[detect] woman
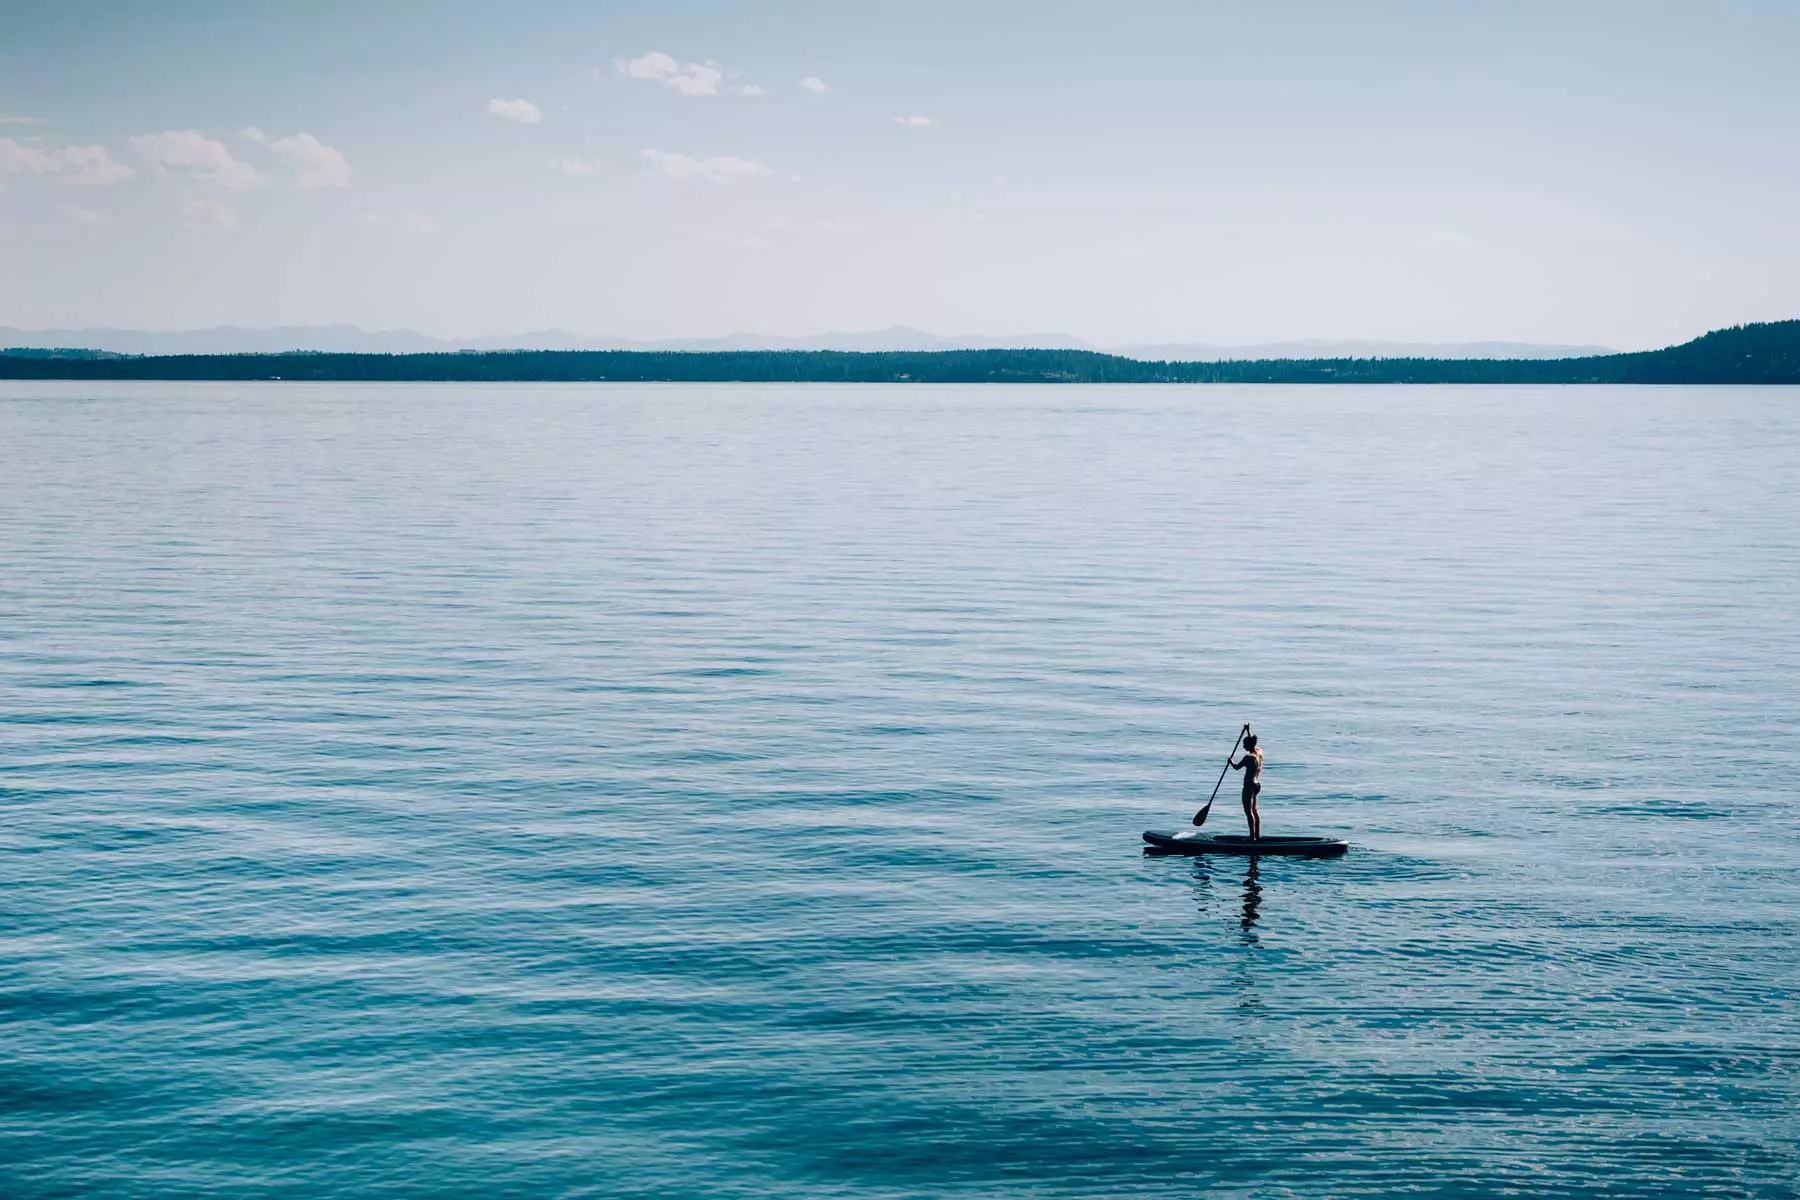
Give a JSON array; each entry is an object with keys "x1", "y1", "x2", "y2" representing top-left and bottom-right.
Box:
[{"x1": 1229, "y1": 732, "x2": 1264, "y2": 840}]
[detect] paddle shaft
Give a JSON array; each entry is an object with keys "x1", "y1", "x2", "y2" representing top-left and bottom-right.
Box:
[{"x1": 1194, "y1": 724, "x2": 1249, "y2": 826}]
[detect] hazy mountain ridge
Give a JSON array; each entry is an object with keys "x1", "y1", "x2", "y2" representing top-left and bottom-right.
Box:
[
  {"x1": 1111, "y1": 339, "x2": 1616, "y2": 361},
  {"x1": 0, "y1": 325, "x2": 1613, "y2": 360},
  {"x1": 0, "y1": 324, "x2": 1087, "y2": 356}
]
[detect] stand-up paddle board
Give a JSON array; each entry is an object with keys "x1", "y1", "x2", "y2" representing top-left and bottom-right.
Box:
[{"x1": 1143, "y1": 830, "x2": 1348, "y2": 857}]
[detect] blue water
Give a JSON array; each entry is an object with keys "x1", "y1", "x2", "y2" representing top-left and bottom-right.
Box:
[{"x1": 2, "y1": 381, "x2": 1797, "y2": 1199}]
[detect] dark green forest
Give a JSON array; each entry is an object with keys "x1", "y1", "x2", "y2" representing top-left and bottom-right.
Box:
[{"x1": 3, "y1": 320, "x2": 1797, "y2": 385}]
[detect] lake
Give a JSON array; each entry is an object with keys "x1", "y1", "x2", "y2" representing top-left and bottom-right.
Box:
[{"x1": 2, "y1": 381, "x2": 1796, "y2": 1198}]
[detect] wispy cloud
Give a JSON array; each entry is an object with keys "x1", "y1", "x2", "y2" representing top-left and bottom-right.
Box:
[
  {"x1": 132, "y1": 130, "x2": 260, "y2": 188},
  {"x1": 487, "y1": 98, "x2": 542, "y2": 124},
  {"x1": 182, "y1": 197, "x2": 237, "y2": 229},
  {"x1": 0, "y1": 115, "x2": 47, "y2": 125},
  {"x1": 61, "y1": 144, "x2": 135, "y2": 185},
  {"x1": 62, "y1": 204, "x2": 110, "y2": 225},
  {"x1": 799, "y1": 77, "x2": 829, "y2": 94},
  {"x1": 0, "y1": 138, "x2": 57, "y2": 176},
  {"x1": 618, "y1": 51, "x2": 724, "y2": 97},
  {"x1": 893, "y1": 115, "x2": 933, "y2": 127},
  {"x1": 0, "y1": 137, "x2": 135, "y2": 185},
  {"x1": 739, "y1": 84, "x2": 770, "y2": 97},
  {"x1": 640, "y1": 149, "x2": 772, "y2": 184},
  {"x1": 554, "y1": 156, "x2": 607, "y2": 177},
  {"x1": 270, "y1": 132, "x2": 351, "y2": 188},
  {"x1": 238, "y1": 126, "x2": 268, "y2": 144}
]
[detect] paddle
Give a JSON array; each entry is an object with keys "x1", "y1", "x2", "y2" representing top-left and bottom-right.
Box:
[{"x1": 1193, "y1": 723, "x2": 1250, "y2": 827}]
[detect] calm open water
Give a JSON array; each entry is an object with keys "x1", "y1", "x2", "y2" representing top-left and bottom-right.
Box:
[{"x1": 2, "y1": 381, "x2": 1797, "y2": 1199}]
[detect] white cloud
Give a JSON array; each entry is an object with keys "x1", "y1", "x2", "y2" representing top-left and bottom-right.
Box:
[
  {"x1": 0, "y1": 137, "x2": 135, "y2": 185},
  {"x1": 894, "y1": 115, "x2": 933, "y2": 127},
  {"x1": 0, "y1": 138, "x2": 57, "y2": 175},
  {"x1": 182, "y1": 197, "x2": 237, "y2": 228},
  {"x1": 0, "y1": 115, "x2": 47, "y2": 125},
  {"x1": 739, "y1": 84, "x2": 769, "y2": 96},
  {"x1": 61, "y1": 144, "x2": 135, "y2": 185},
  {"x1": 487, "y1": 98, "x2": 543, "y2": 124},
  {"x1": 62, "y1": 204, "x2": 110, "y2": 225},
  {"x1": 238, "y1": 126, "x2": 268, "y2": 144},
  {"x1": 640, "y1": 149, "x2": 772, "y2": 184},
  {"x1": 799, "y1": 77, "x2": 829, "y2": 94},
  {"x1": 618, "y1": 51, "x2": 724, "y2": 97},
  {"x1": 554, "y1": 156, "x2": 607, "y2": 177},
  {"x1": 131, "y1": 130, "x2": 260, "y2": 189},
  {"x1": 270, "y1": 132, "x2": 351, "y2": 188},
  {"x1": 621, "y1": 50, "x2": 678, "y2": 79}
]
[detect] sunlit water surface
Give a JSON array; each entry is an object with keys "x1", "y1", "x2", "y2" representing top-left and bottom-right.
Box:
[{"x1": 2, "y1": 382, "x2": 1796, "y2": 1199}]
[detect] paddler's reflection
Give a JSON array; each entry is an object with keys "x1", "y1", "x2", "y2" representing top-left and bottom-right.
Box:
[
  {"x1": 1239, "y1": 858, "x2": 1263, "y2": 943},
  {"x1": 1187, "y1": 858, "x2": 1264, "y2": 944}
]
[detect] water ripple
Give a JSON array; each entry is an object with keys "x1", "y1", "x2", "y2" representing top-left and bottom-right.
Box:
[{"x1": 1, "y1": 381, "x2": 1796, "y2": 1198}]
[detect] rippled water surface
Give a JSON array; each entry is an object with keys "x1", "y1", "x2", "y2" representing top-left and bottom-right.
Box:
[{"x1": 2, "y1": 381, "x2": 1797, "y2": 1199}]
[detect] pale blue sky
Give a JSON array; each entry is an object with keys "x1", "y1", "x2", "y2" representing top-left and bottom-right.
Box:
[{"x1": 2, "y1": 1, "x2": 1796, "y2": 346}]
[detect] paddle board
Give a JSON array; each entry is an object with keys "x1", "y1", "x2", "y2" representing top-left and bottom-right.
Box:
[{"x1": 1143, "y1": 830, "x2": 1348, "y2": 857}]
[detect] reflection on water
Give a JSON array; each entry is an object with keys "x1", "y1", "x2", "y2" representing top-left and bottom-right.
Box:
[
  {"x1": 1239, "y1": 858, "x2": 1264, "y2": 943},
  {"x1": 1184, "y1": 855, "x2": 1268, "y2": 945},
  {"x1": 1187, "y1": 855, "x2": 1272, "y2": 1015}
]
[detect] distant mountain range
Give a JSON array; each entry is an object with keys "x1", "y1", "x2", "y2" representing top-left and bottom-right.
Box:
[
  {"x1": 1110, "y1": 339, "x2": 1617, "y2": 361},
  {"x1": 0, "y1": 324, "x2": 1616, "y2": 361}
]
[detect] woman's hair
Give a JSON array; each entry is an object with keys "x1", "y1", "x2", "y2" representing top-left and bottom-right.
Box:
[{"x1": 1243, "y1": 734, "x2": 1258, "y2": 749}]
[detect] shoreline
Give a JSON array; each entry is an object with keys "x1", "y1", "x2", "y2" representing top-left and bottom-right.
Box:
[{"x1": 2, "y1": 319, "x2": 1796, "y2": 385}]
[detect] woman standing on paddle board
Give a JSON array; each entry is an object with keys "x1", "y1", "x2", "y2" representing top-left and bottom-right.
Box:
[{"x1": 1229, "y1": 733, "x2": 1263, "y2": 840}]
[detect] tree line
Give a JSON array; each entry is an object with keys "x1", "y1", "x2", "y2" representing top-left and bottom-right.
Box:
[{"x1": 2, "y1": 321, "x2": 1796, "y2": 385}]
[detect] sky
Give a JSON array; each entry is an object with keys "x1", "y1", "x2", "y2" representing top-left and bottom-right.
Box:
[{"x1": 1, "y1": 0, "x2": 1797, "y2": 348}]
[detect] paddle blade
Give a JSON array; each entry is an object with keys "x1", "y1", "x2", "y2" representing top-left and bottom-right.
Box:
[{"x1": 1192, "y1": 802, "x2": 1212, "y2": 827}]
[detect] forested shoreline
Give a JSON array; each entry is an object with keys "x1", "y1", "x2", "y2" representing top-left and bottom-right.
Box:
[{"x1": 3, "y1": 320, "x2": 1796, "y2": 385}]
